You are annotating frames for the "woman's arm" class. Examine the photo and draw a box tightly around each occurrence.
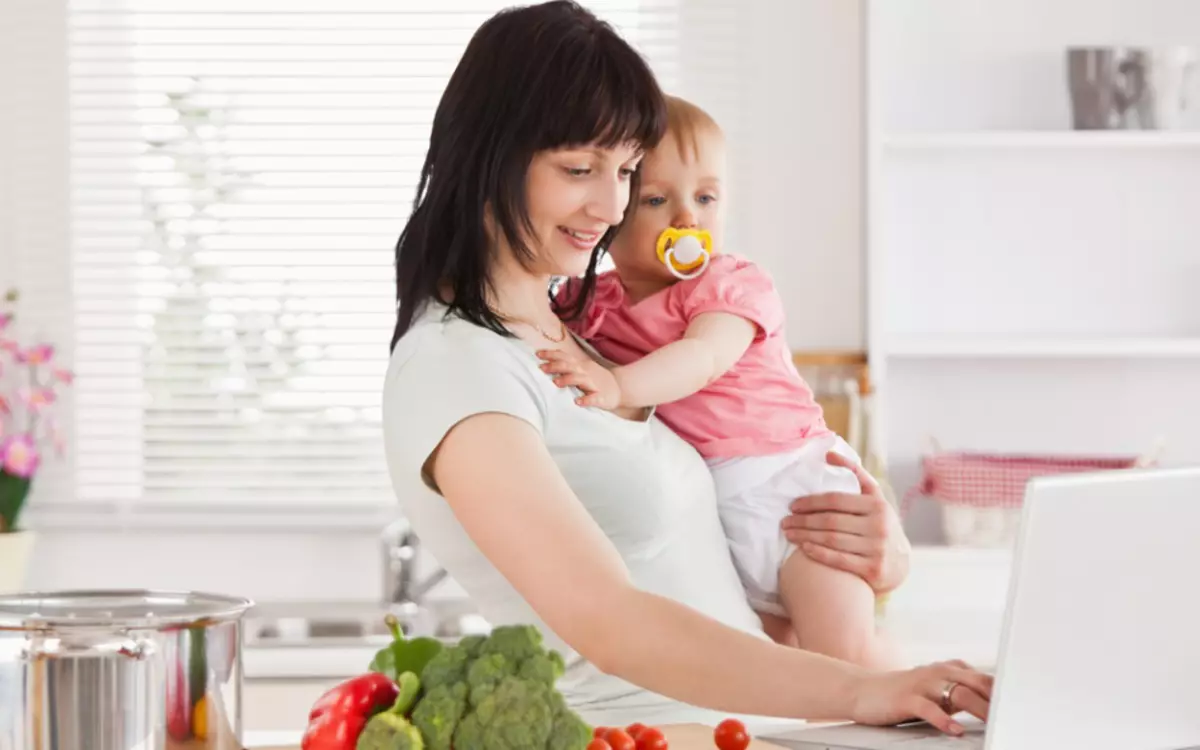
[427,412,989,729]
[538,312,755,410]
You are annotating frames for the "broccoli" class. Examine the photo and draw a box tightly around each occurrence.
[407,625,591,750]
[411,682,467,750]
[547,699,592,750]
[518,651,565,687]
[357,712,424,750]
[467,652,510,704]
[357,672,424,750]
[458,634,488,657]
[420,644,474,692]
[477,624,543,663]
[455,677,554,750]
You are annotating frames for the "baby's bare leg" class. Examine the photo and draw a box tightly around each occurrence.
[757,610,799,647]
[778,547,905,669]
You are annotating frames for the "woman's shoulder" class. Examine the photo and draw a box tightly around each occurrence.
[382,303,550,480]
[386,303,543,397]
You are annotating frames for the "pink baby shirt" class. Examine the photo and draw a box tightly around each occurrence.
[559,254,830,459]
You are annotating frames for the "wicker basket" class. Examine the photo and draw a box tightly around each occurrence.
[904,443,1159,547]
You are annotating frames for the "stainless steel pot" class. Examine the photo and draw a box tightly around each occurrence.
[0,589,254,750]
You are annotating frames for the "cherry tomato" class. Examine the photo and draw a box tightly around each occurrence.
[714,719,750,750]
[625,723,648,740]
[604,729,637,750]
[588,740,613,750]
[594,727,610,739]
[636,727,669,750]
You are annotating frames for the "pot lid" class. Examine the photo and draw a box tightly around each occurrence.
[0,589,254,630]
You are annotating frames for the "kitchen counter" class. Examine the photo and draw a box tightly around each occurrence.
[243,546,1013,682]
[244,723,797,750]
[240,545,1013,741]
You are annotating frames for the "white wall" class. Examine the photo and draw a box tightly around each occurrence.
[740,1,865,352]
[6,0,868,602]
[677,1,866,352]
[870,0,1200,544]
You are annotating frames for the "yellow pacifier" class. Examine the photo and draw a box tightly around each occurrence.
[655,227,715,280]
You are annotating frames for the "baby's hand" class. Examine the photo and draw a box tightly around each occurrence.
[537,349,622,410]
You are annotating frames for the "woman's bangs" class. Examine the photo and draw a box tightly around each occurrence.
[536,40,666,154]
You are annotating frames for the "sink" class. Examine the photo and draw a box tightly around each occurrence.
[240,599,491,679]
[243,599,490,649]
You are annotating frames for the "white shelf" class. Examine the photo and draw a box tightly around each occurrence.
[887,335,1200,359]
[883,131,1200,150]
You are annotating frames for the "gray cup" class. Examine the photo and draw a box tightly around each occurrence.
[1067,46,1197,130]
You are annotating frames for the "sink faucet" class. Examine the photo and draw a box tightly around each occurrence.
[381,517,449,608]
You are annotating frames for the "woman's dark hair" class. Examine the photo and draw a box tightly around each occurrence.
[390,0,667,349]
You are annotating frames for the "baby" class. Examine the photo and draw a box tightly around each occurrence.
[545,95,902,669]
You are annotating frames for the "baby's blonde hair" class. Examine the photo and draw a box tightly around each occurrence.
[662,94,723,163]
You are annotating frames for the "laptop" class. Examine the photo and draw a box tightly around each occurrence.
[760,465,1200,750]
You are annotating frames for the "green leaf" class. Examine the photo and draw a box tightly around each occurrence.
[369,615,445,684]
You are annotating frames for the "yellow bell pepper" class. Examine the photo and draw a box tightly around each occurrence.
[192,695,208,741]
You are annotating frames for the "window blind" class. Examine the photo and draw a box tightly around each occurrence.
[66,1,689,510]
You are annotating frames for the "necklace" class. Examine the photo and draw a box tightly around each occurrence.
[532,319,567,343]
[507,315,567,343]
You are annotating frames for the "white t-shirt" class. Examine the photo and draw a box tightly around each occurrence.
[381,302,770,726]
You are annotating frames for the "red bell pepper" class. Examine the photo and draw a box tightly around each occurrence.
[165,634,192,741]
[166,663,192,741]
[301,672,401,750]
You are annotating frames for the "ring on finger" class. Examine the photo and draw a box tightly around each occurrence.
[940,681,958,714]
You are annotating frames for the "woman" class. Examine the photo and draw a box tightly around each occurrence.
[382,0,990,735]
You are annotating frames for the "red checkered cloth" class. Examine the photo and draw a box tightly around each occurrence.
[902,452,1142,513]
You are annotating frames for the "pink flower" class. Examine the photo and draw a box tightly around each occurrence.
[17,344,54,365]
[53,368,75,384]
[0,313,10,330]
[0,339,17,354]
[48,419,65,457]
[20,387,57,411]
[1,435,39,479]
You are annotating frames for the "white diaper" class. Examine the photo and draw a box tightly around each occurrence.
[706,433,865,617]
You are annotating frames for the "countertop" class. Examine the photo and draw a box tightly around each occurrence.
[239,546,1013,744]
[243,723,796,750]
[244,545,1013,681]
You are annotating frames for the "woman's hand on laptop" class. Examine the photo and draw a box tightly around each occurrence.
[849,659,993,736]
[782,451,912,594]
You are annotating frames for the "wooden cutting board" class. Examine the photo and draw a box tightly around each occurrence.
[250,722,787,750]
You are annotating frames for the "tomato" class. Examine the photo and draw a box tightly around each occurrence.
[625,723,648,740]
[594,727,610,739]
[714,719,750,750]
[636,727,669,750]
[603,729,637,750]
[587,740,613,750]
